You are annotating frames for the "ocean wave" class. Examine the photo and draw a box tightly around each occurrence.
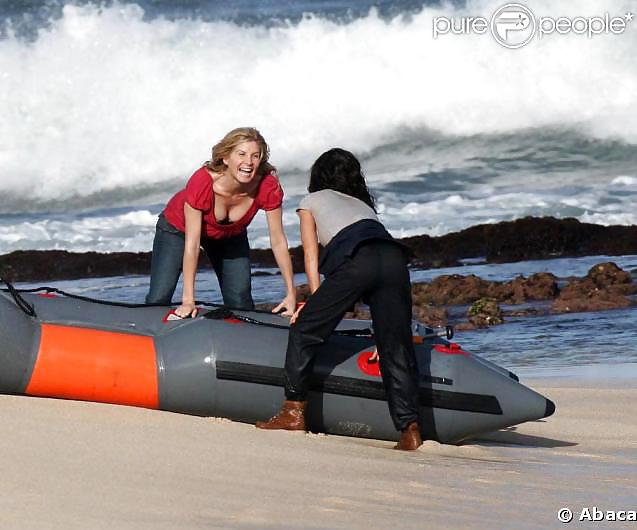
[2,182,635,253]
[0,0,636,205]
[0,209,158,252]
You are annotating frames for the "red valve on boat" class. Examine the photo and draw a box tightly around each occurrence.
[433,342,469,355]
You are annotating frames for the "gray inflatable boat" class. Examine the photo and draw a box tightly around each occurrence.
[0,286,554,444]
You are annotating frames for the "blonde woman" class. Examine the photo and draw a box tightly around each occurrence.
[146,127,295,317]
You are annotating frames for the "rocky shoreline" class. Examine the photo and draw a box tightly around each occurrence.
[279,261,636,330]
[1,216,635,330]
[2,216,637,283]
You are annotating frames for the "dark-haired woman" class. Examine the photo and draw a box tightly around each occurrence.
[256,148,422,450]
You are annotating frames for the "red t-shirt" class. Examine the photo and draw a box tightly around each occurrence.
[163,167,284,239]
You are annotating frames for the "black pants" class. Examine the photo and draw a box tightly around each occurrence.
[284,240,420,432]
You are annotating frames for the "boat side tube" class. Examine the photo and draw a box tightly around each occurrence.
[0,292,41,394]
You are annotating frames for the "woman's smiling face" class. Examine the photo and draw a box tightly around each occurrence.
[223,141,262,184]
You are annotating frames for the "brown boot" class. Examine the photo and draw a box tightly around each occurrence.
[394,422,423,451]
[256,400,307,431]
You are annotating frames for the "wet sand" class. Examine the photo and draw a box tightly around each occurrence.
[0,378,635,529]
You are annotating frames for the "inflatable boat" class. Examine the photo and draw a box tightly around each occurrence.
[0,284,555,444]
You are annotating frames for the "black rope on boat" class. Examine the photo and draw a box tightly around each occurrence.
[3,285,374,337]
[0,278,37,318]
[8,286,187,309]
[9,286,265,312]
[203,307,373,337]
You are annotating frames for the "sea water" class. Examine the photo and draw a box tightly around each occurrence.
[14,254,637,376]
[0,0,636,252]
[2,0,636,375]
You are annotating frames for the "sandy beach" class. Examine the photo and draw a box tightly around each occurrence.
[2,2,636,529]
[1,377,635,529]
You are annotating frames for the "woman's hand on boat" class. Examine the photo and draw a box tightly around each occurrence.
[175,302,198,319]
[272,293,296,317]
[289,301,306,324]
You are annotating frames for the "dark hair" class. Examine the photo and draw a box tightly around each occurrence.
[308,148,376,212]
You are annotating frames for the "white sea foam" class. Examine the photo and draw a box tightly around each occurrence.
[1,183,635,253]
[0,0,636,202]
[579,212,637,225]
[0,209,158,252]
[611,176,637,186]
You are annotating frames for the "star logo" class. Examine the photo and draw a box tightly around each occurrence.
[490,3,536,49]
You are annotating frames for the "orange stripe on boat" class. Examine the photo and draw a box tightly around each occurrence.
[25,324,159,408]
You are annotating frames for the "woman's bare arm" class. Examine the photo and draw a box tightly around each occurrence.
[298,209,320,293]
[265,207,296,316]
[175,202,202,318]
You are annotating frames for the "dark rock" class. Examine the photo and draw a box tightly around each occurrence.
[498,273,559,303]
[586,262,633,288]
[411,305,449,327]
[412,274,491,306]
[478,217,637,263]
[0,250,153,283]
[403,216,637,267]
[411,272,558,306]
[467,298,504,328]
[552,295,632,313]
[552,262,636,314]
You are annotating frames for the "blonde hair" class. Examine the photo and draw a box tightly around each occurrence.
[205,127,276,176]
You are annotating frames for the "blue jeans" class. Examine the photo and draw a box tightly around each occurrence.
[145,214,254,309]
